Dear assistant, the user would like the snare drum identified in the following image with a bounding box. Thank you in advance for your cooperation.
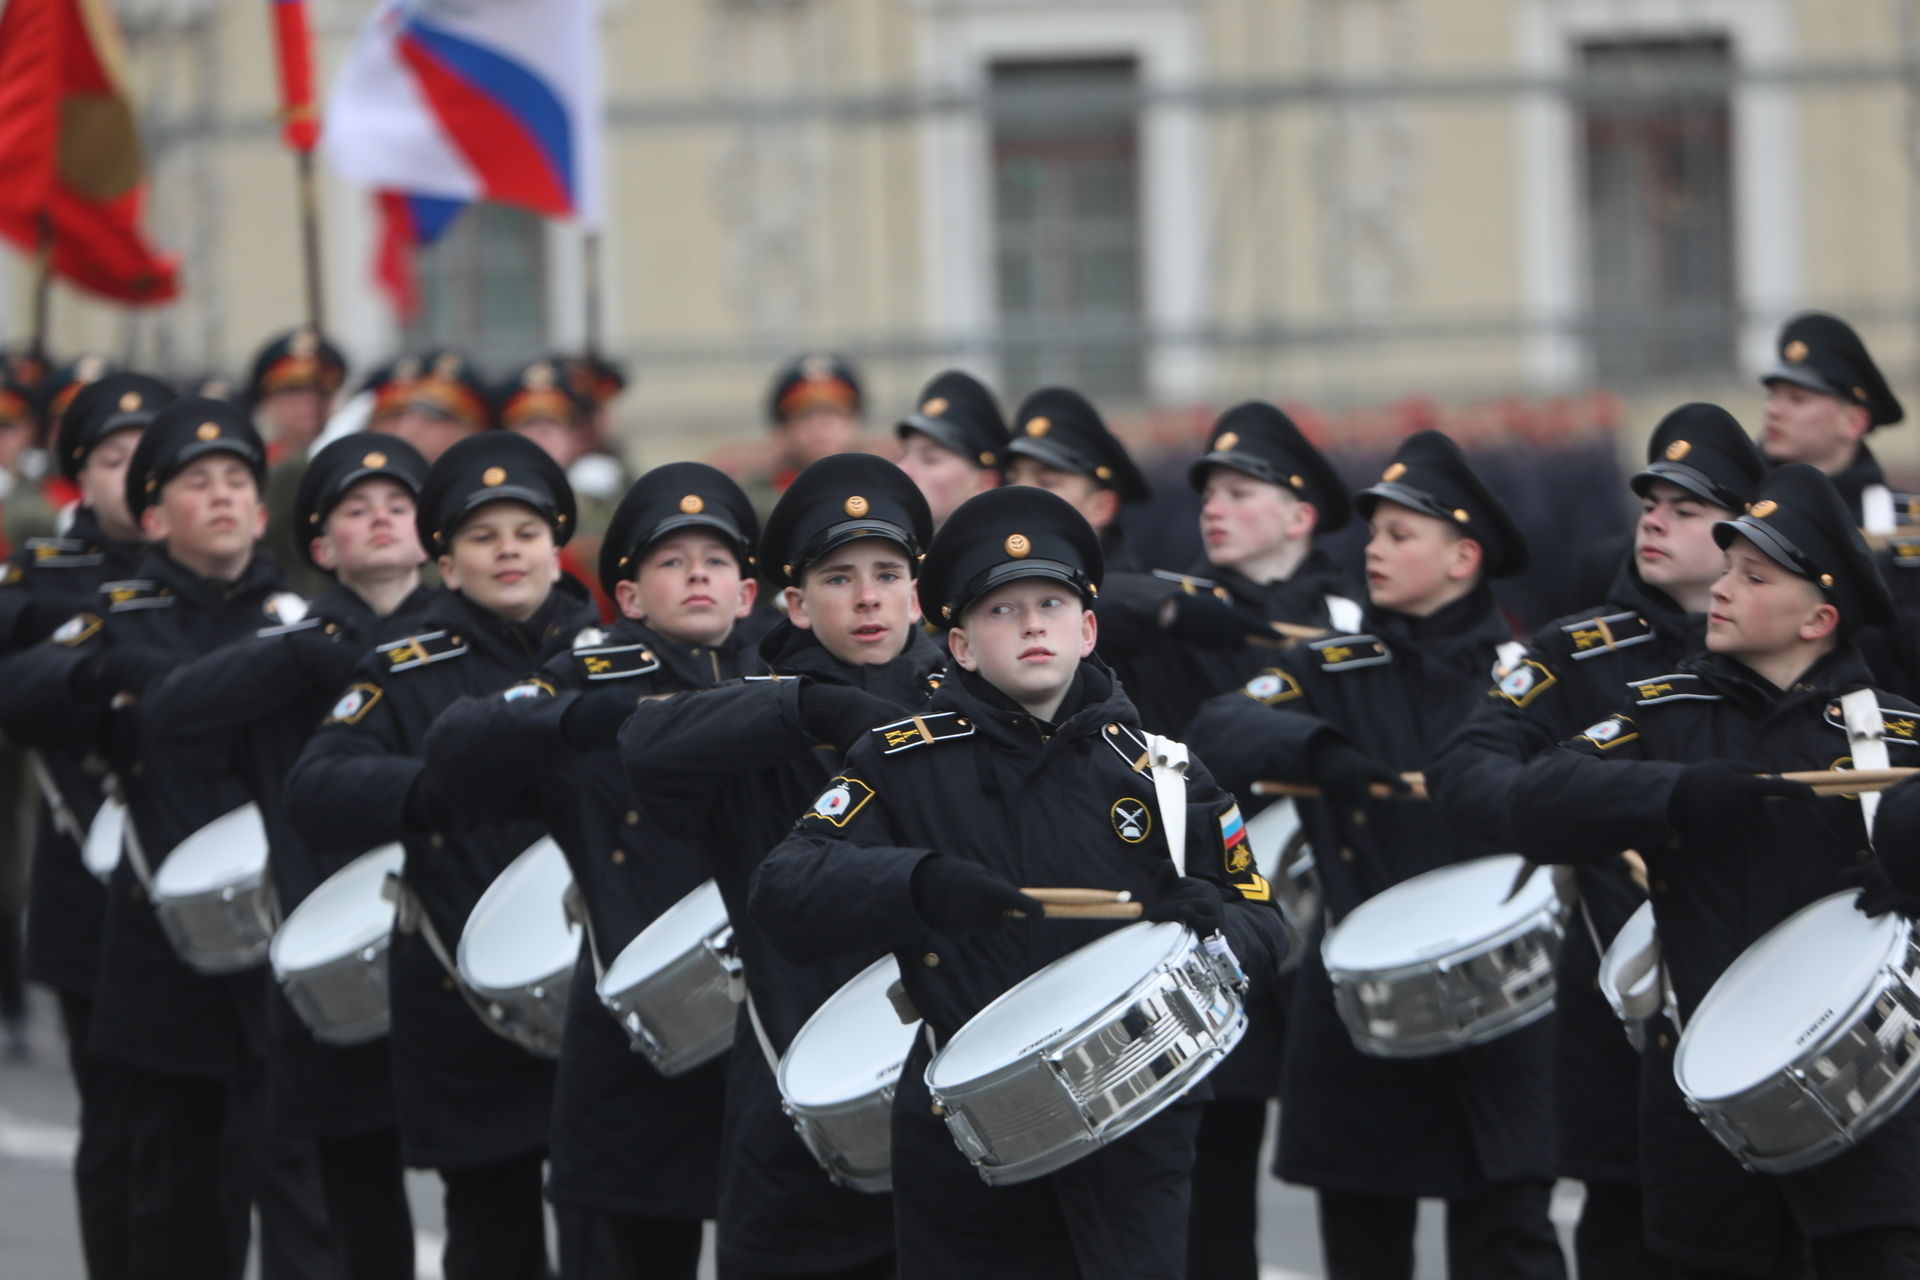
[151,803,279,974]
[1321,854,1563,1058]
[456,838,581,1057]
[779,956,919,1193]
[1247,799,1317,972]
[925,922,1247,1186]
[270,844,407,1045]
[1675,892,1920,1173]
[83,796,125,883]
[596,880,737,1076]
[1598,900,1667,1052]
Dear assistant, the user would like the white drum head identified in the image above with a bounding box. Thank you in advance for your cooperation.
[598,881,727,998]
[929,922,1186,1088]
[270,844,405,975]
[83,797,126,880]
[153,803,269,898]
[782,956,916,1108]
[1599,900,1660,1014]
[1677,893,1903,1101]
[1324,855,1551,974]
[458,838,580,990]
[1246,800,1300,882]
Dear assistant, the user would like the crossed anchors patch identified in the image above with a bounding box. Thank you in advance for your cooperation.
[1111,797,1152,843]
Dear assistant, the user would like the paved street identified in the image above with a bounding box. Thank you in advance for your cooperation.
[0,987,1578,1278]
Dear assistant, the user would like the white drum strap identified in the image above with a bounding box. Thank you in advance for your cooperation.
[1144,733,1190,876]
[380,872,497,1028]
[1324,595,1364,635]
[1841,688,1891,845]
[27,753,84,845]
[562,882,607,982]
[1610,917,1682,1033]
[743,990,782,1076]
[1863,484,1898,536]
[1493,640,1527,675]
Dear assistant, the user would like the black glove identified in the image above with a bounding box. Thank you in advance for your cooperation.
[559,690,631,750]
[910,856,1041,936]
[1841,859,1920,920]
[799,683,900,753]
[1308,740,1409,809]
[282,627,361,693]
[1666,761,1815,839]
[402,772,461,834]
[1158,592,1262,650]
[1142,862,1225,935]
[95,646,173,698]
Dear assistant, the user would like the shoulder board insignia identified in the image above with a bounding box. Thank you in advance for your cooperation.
[926,668,946,692]
[873,711,975,754]
[1628,673,1721,706]
[52,612,103,646]
[1100,721,1153,772]
[575,643,660,681]
[27,538,103,569]
[325,683,384,725]
[0,562,21,587]
[102,579,172,612]
[1311,634,1391,672]
[1493,658,1557,708]
[256,616,323,638]
[1242,668,1303,706]
[1578,715,1638,750]
[376,630,467,672]
[1561,611,1655,660]
[744,674,796,683]
[1152,568,1222,595]
[1887,535,1920,568]
[1823,701,1920,745]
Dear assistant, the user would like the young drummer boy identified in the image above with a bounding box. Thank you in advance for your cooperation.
[751,486,1286,1279]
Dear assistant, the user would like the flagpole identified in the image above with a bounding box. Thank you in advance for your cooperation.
[30,213,53,362]
[583,229,603,356]
[297,149,326,333]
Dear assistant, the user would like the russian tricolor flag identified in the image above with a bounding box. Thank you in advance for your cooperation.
[321,0,601,226]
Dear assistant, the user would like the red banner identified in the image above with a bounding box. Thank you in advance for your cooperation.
[270,0,319,152]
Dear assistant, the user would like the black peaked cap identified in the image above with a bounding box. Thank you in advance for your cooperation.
[245,327,347,406]
[127,397,267,519]
[767,353,862,425]
[918,485,1103,629]
[1006,387,1150,504]
[293,432,431,569]
[896,369,1010,472]
[1631,403,1769,512]
[1761,311,1902,429]
[1356,429,1528,578]
[60,373,177,482]
[1188,400,1350,533]
[759,453,931,591]
[599,461,760,599]
[415,430,576,556]
[1713,462,1894,630]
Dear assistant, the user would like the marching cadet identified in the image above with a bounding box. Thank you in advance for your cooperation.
[1758,311,1903,524]
[2,371,170,1275]
[140,432,436,1280]
[492,359,613,618]
[420,462,762,1279]
[1004,386,1151,572]
[0,397,328,1279]
[375,349,493,464]
[618,454,943,1279]
[1512,464,1920,1277]
[743,353,865,520]
[749,485,1286,1279]
[894,369,1008,529]
[285,431,597,1280]
[249,327,350,598]
[1188,430,1565,1280]
[1428,403,1767,1279]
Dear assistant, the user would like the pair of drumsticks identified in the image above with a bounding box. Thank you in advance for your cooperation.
[1251,767,1920,801]
[1014,888,1143,920]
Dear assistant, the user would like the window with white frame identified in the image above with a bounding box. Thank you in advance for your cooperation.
[405,203,550,373]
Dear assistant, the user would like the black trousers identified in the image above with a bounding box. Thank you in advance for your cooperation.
[553,1203,702,1280]
[121,1068,245,1280]
[441,1152,551,1280]
[1578,1181,1685,1280]
[1186,1097,1268,1280]
[1316,1180,1567,1280]
[316,1129,415,1280]
[716,1256,893,1280]
[59,990,134,1280]
[229,1063,347,1280]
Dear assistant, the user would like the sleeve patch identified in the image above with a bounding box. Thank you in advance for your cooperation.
[53,612,102,646]
[502,679,555,702]
[1577,715,1638,750]
[1493,659,1557,708]
[806,776,876,828]
[1219,803,1271,900]
[1242,668,1303,705]
[326,683,384,725]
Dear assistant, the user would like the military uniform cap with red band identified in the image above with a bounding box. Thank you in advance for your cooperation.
[244,327,347,408]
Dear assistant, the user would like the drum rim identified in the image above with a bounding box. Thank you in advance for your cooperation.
[780,954,915,1109]
[151,802,270,898]
[1597,900,1661,1014]
[1320,854,1558,974]
[456,837,579,992]
[594,879,728,994]
[269,845,406,974]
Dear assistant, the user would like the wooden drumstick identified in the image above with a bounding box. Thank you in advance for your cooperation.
[1620,849,1649,894]
[1035,902,1144,920]
[1252,772,1427,800]
[1770,767,1919,794]
[1021,887,1135,906]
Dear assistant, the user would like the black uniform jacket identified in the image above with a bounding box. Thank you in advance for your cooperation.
[0,510,144,996]
[141,580,436,1138]
[1187,587,1557,1198]
[285,585,596,1169]
[422,616,753,1219]
[752,657,1287,1041]
[1512,646,1920,1263]
[0,547,297,1081]
[616,617,942,1273]
[1428,559,1688,1183]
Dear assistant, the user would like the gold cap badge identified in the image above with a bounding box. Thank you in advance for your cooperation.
[1025,417,1051,437]
[1290,474,1305,490]
[679,494,704,514]
[1005,533,1031,558]
[921,397,949,417]
[844,495,869,517]
[1820,573,1835,588]
[1750,499,1778,518]
[1382,462,1407,482]
[979,451,996,466]
[1665,440,1691,461]
[196,423,220,441]
[1453,508,1471,523]
[118,391,141,412]
[1215,431,1240,451]
[482,466,508,487]
[363,451,387,468]
[1785,339,1809,363]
